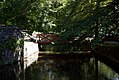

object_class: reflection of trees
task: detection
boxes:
[54,59,85,80]
[0,62,24,80]
[24,58,119,80]
[97,62,119,80]
[0,58,118,80]
[24,58,97,80]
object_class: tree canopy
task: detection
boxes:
[0,0,119,51]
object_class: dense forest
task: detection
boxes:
[0,0,119,51]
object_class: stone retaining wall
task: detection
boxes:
[0,26,23,65]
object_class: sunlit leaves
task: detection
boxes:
[54,0,119,51]
[0,0,118,52]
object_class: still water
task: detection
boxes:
[0,55,119,80]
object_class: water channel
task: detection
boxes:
[0,53,119,80]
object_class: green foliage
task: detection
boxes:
[0,38,16,53]
[0,0,118,52]
[54,0,119,51]
[0,37,24,64]
[0,38,24,53]
[0,0,67,33]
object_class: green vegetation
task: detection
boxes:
[0,38,17,53]
[0,37,24,64]
[0,0,118,52]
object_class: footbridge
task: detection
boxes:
[36,33,59,44]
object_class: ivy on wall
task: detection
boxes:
[0,26,24,65]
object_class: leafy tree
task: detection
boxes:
[0,0,67,33]
[54,0,119,51]
[0,0,118,52]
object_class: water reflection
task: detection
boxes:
[24,52,39,69]
[24,58,119,80]
[0,62,24,80]
[0,56,119,80]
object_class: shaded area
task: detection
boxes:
[24,58,119,80]
[0,62,24,80]
[0,55,119,80]
[94,41,119,73]
[0,26,23,65]
[38,52,92,59]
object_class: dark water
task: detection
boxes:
[0,57,119,80]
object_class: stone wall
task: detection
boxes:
[0,26,24,65]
